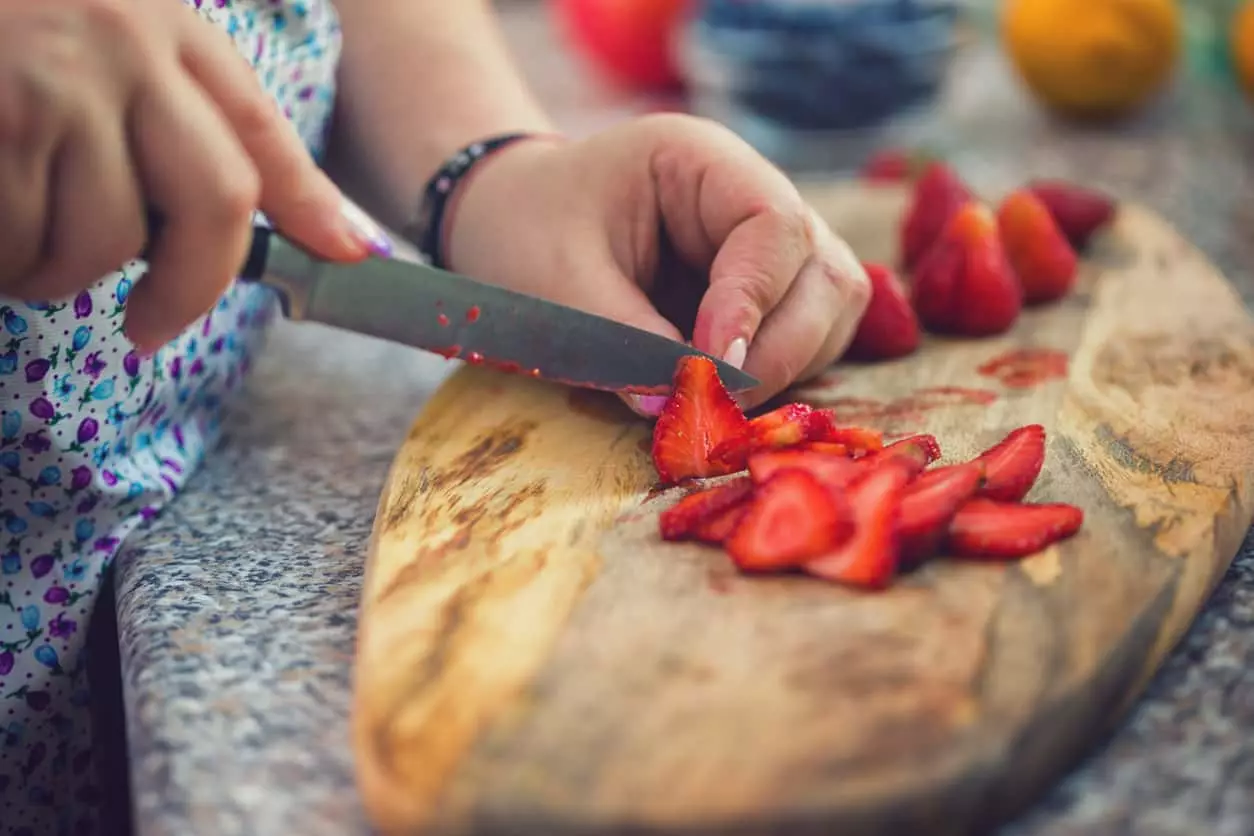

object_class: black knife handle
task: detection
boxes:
[139,210,272,282]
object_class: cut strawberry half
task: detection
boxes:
[971,424,1046,502]
[747,449,860,490]
[802,461,912,589]
[652,356,750,484]
[860,433,940,478]
[725,470,854,572]
[897,462,984,565]
[947,498,1084,559]
[658,476,754,542]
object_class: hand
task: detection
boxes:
[0,0,389,352]
[443,114,871,411]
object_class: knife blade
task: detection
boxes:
[228,224,758,396]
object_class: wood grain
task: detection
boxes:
[352,183,1254,836]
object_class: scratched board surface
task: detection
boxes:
[351,183,1254,836]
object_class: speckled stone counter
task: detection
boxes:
[112,18,1254,836]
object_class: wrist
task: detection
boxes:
[404,133,567,271]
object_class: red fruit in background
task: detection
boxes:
[651,356,749,483]
[911,202,1023,337]
[552,0,691,91]
[844,263,921,361]
[972,424,1046,502]
[1026,180,1116,249]
[997,189,1079,305]
[947,498,1084,559]
[861,148,936,183]
[900,162,974,270]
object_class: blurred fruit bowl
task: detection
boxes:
[677,0,963,171]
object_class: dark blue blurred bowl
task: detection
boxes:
[677,0,961,171]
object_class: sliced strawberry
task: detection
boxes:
[799,441,849,456]
[997,189,1079,305]
[747,449,860,490]
[692,502,751,545]
[844,263,921,361]
[860,433,941,478]
[802,461,912,589]
[947,498,1084,559]
[658,476,754,541]
[1026,180,1116,250]
[710,403,814,468]
[911,201,1022,337]
[971,424,1046,502]
[652,356,750,483]
[725,470,854,572]
[897,462,984,565]
[806,412,884,456]
[901,162,974,270]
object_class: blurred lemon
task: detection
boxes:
[1001,0,1182,120]
[1233,0,1254,99]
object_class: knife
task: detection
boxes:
[196,223,758,397]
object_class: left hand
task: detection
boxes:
[443,113,871,412]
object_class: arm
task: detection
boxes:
[324,0,557,231]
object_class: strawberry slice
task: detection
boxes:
[652,356,750,483]
[726,470,854,572]
[802,461,912,589]
[971,424,1046,502]
[901,162,974,270]
[658,476,754,542]
[1026,180,1116,250]
[997,189,1079,305]
[806,412,884,456]
[799,441,849,456]
[947,498,1084,559]
[710,403,816,468]
[692,503,751,545]
[747,449,860,490]
[911,201,1022,337]
[897,462,984,565]
[844,263,921,361]
[860,434,941,477]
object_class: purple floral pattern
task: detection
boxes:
[0,2,342,833]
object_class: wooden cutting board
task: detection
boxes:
[351,182,1254,836]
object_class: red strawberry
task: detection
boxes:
[803,461,912,589]
[692,503,751,545]
[651,356,750,484]
[901,162,974,270]
[971,424,1046,502]
[844,263,921,361]
[806,413,884,456]
[1026,180,1116,249]
[947,498,1084,559]
[747,449,860,490]
[658,476,754,542]
[799,441,849,456]
[710,403,815,468]
[725,470,854,571]
[860,434,940,478]
[897,462,984,564]
[861,148,936,184]
[911,201,1023,337]
[997,189,1079,305]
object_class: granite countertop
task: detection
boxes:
[112,11,1254,836]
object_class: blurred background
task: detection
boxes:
[493,0,1254,298]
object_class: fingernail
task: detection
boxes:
[341,198,394,257]
[622,393,668,418]
[723,337,748,370]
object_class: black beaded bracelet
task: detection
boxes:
[405,133,547,269]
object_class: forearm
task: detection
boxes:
[324,0,556,231]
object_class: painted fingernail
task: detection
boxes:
[341,198,394,257]
[723,337,748,370]
[622,393,668,418]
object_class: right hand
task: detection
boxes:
[0,0,388,352]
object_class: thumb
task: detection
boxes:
[176,7,390,261]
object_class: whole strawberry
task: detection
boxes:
[911,202,1022,337]
[844,262,920,361]
[997,189,1078,305]
[900,162,973,270]
[1026,180,1116,249]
